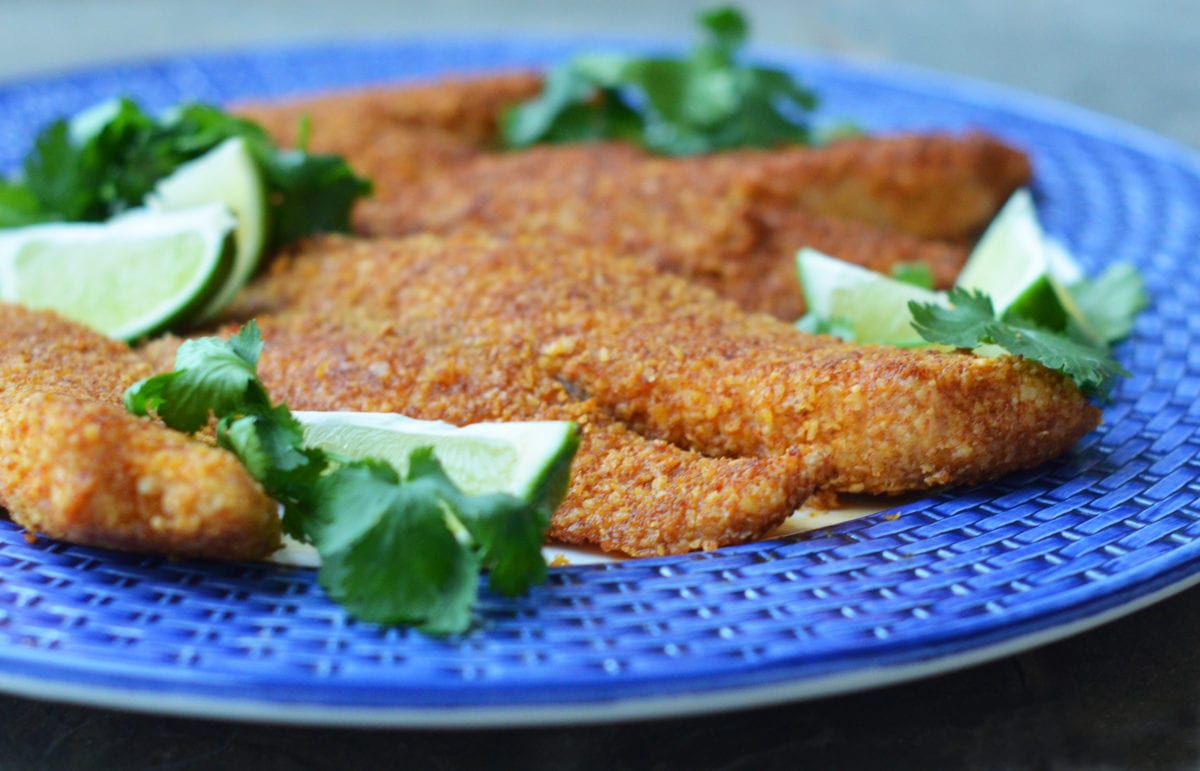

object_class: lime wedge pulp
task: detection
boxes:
[147,136,267,322]
[295,411,581,511]
[954,188,1092,335]
[0,203,235,341]
[797,247,944,346]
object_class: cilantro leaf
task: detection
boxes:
[312,458,480,634]
[407,450,549,597]
[908,288,1128,396]
[1067,262,1148,344]
[124,322,269,432]
[501,5,820,155]
[908,288,998,349]
[985,315,1129,392]
[891,261,935,290]
[0,182,53,228]
[220,409,325,523]
[123,322,556,634]
[2,98,371,250]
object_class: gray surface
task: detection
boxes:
[2,3,1200,769]
[3,0,1199,149]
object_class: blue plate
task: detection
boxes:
[1,38,1198,727]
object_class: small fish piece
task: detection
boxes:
[0,305,281,560]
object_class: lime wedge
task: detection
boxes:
[147,136,267,322]
[0,203,235,341]
[797,247,945,345]
[955,188,1092,335]
[295,411,581,510]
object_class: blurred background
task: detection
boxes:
[2,0,1198,150]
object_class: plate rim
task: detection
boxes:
[0,34,1197,727]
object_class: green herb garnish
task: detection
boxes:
[890,261,936,289]
[1067,262,1149,345]
[0,98,370,249]
[124,322,554,634]
[501,6,820,155]
[908,288,1130,396]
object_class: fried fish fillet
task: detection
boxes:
[144,313,828,557]
[250,316,826,555]
[237,74,1029,319]
[0,305,281,560]
[235,72,542,199]
[354,137,1009,318]
[240,233,1100,496]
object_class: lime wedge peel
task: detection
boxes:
[0,203,235,342]
[295,411,581,508]
[147,136,267,322]
[796,187,1090,346]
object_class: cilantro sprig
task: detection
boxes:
[124,322,555,634]
[908,287,1134,397]
[0,98,370,249]
[501,6,820,155]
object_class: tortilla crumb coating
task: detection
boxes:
[238,74,1029,319]
[243,233,1099,496]
[0,391,281,560]
[353,134,1024,319]
[234,72,542,199]
[0,305,281,560]
[146,315,829,557]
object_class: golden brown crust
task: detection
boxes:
[234,72,542,200]
[243,233,1099,497]
[0,391,280,561]
[0,303,154,399]
[229,315,829,557]
[352,135,1016,318]
[238,75,1028,319]
[235,71,542,150]
[0,305,281,560]
[724,131,1033,242]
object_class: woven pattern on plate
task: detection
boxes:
[0,39,1198,715]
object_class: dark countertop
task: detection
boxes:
[2,2,1198,768]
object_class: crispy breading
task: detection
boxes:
[239,75,1028,318]
[236,71,540,150]
[242,233,1099,496]
[352,135,1018,318]
[146,315,827,557]
[0,305,281,560]
[234,72,542,200]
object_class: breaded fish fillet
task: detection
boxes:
[235,72,542,199]
[0,305,281,560]
[241,233,1099,495]
[238,75,1028,319]
[145,315,829,557]
[353,135,1020,318]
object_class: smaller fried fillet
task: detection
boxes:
[0,391,280,561]
[0,305,280,560]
